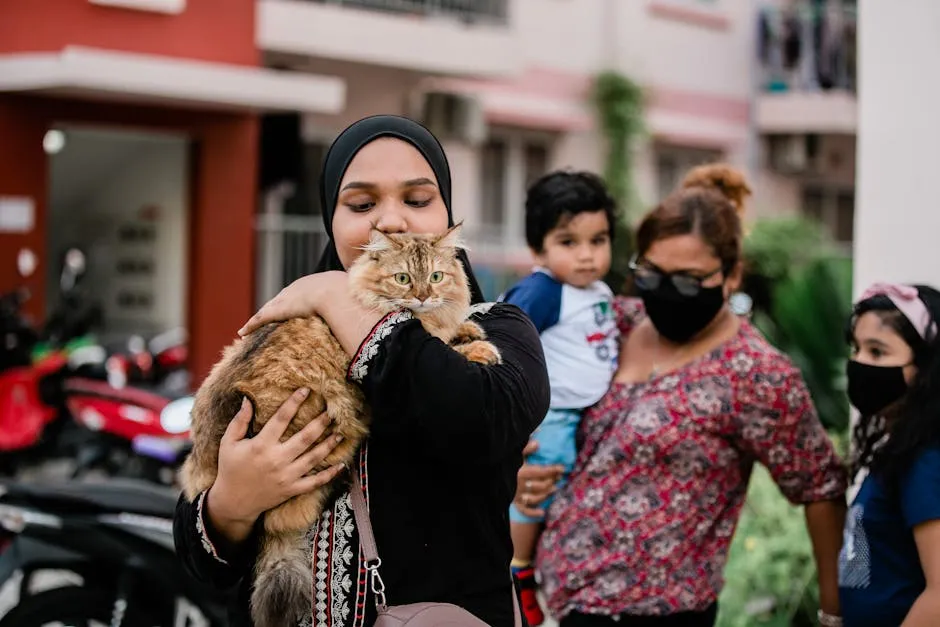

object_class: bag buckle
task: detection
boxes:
[365,557,387,607]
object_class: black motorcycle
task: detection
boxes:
[0,478,228,626]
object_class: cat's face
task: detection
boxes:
[347,224,470,315]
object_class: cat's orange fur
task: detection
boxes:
[179,223,500,627]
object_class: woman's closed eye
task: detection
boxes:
[404,193,433,208]
[343,194,375,212]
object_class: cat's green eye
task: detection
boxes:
[394,273,411,285]
[429,271,444,284]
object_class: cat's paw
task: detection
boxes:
[454,340,502,365]
[451,320,486,345]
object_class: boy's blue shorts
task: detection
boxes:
[509,408,580,524]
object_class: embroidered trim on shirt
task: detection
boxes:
[347,310,413,383]
[306,445,370,627]
[468,302,497,318]
[194,490,228,565]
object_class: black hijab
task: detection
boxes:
[314,115,485,305]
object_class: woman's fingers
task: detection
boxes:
[522,439,539,457]
[238,292,287,337]
[514,500,547,519]
[222,397,253,445]
[520,476,558,502]
[283,411,331,459]
[258,388,310,444]
[285,413,338,465]
[290,463,347,497]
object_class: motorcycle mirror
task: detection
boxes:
[128,335,146,354]
[16,248,37,278]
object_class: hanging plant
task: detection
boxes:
[592,70,645,292]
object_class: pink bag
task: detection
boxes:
[349,471,523,627]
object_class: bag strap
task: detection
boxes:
[349,469,523,626]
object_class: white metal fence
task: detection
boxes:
[254,213,529,307]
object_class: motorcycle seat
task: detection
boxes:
[0,477,180,519]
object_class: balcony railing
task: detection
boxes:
[757,2,857,93]
[307,0,509,25]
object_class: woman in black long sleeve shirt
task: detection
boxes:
[173,115,550,627]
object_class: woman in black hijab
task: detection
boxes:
[174,115,549,627]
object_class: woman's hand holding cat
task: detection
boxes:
[206,389,346,544]
[238,272,346,337]
[238,270,386,357]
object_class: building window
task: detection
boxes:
[479,131,553,241]
[801,185,855,244]
[655,144,723,201]
[480,139,508,230]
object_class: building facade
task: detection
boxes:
[0,0,859,383]
[257,0,859,301]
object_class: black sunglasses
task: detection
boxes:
[628,255,724,297]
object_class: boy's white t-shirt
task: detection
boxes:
[500,268,619,410]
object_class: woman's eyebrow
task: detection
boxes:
[340,181,375,192]
[402,177,437,188]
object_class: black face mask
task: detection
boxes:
[846,360,909,417]
[639,283,726,343]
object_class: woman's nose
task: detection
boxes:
[374,204,408,233]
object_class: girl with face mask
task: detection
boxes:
[839,283,940,627]
[514,164,847,627]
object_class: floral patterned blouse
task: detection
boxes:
[536,297,847,618]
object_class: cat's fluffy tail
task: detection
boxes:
[251,531,311,627]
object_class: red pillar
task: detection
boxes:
[187,115,259,385]
[0,98,49,323]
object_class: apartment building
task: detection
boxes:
[0,0,858,381]
[256,0,859,301]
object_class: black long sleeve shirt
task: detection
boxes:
[173,303,549,627]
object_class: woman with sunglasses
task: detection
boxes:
[513,164,848,627]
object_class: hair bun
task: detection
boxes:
[680,163,752,217]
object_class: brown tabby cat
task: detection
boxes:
[179,223,500,627]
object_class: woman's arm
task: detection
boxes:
[805,499,847,618]
[173,393,345,587]
[732,364,848,619]
[173,491,259,589]
[901,520,940,625]
[238,274,550,463]
[352,303,550,464]
[238,271,381,355]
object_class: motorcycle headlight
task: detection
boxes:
[159,396,195,434]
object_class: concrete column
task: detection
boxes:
[854,0,940,296]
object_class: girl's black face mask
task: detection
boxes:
[846,359,910,417]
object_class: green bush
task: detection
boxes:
[717,466,819,627]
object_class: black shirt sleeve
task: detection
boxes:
[347,303,549,465]
[172,490,260,591]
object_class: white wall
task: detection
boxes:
[853,0,940,296]
[48,129,189,336]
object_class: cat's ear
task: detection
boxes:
[435,222,469,251]
[360,227,398,254]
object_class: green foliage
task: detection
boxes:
[742,217,854,431]
[717,467,819,627]
[591,70,645,293]
[743,218,830,283]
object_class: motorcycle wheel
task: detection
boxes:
[0,585,143,627]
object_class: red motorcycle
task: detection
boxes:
[0,249,193,484]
